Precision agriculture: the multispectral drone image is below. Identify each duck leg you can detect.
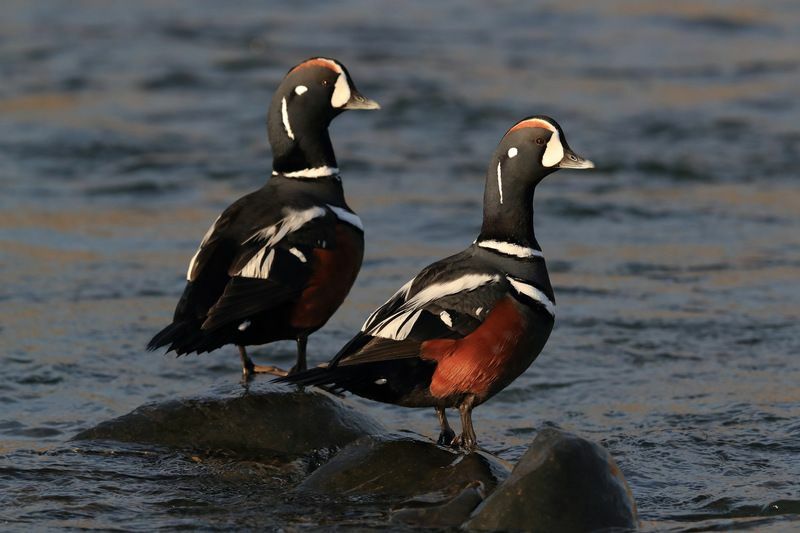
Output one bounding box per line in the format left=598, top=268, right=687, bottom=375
left=239, top=345, right=288, bottom=378
left=452, top=395, right=478, bottom=452
left=290, top=335, right=308, bottom=374
left=436, top=406, right=456, bottom=445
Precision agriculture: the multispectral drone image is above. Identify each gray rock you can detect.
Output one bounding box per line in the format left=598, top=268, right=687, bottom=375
left=465, top=428, right=638, bottom=532
left=297, top=434, right=511, bottom=499
left=72, top=381, right=384, bottom=456
left=391, top=480, right=487, bottom=528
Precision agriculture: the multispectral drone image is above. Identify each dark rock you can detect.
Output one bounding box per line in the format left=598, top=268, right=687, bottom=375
left=297, top=434, right=511, bottom=499
left=72, top=381, right=384, bottom=456
left=465, top=428, right=638, bottom=532
left=391, top=480, right=487, bottom=528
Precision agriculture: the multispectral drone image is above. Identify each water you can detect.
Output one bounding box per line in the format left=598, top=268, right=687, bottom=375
left=2, top=0, right=799, bottom=529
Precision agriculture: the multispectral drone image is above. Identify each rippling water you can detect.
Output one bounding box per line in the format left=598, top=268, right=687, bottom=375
left=2, top=0, right=799, bottom=530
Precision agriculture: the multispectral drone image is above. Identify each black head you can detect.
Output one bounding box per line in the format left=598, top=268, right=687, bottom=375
left=494, top=115, right=593, bottom=185
left=268, top=57, right=379, bottom=174
left=479, top=116, right=594, bottom=245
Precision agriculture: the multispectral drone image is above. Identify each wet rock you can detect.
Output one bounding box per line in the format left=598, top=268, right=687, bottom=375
left=72, top=381, right=384, bottom=456
left=297, top=434, right=510, bottom=499
left=465, top=428, right=638, bottom=532
left=391, top=480, right=487, bottom=528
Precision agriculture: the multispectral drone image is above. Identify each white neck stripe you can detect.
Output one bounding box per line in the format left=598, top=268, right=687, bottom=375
left=496, top=161, right=503, bottom=204
left=281, top=97, right=294, bottom=140
left=477, top=240, right=544, bottom=259
left=272, top=166, right=340, bottom=178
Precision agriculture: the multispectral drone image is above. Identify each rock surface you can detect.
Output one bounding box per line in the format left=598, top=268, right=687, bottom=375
left=465, top=427, right=638, bottom=532
left=297, top=434, right=511, bottom=498
left=72, top=381, right=384, bottom=456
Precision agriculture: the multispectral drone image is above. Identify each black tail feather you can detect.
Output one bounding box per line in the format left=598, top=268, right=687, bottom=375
left=147, top=320, right=202, bottom=355
left=274, top=366, right=339, bottom=387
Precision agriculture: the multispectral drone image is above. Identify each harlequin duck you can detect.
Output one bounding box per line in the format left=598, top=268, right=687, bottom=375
left=278, top=116, right=593, bottom=450
left=148, top=57, right=380, bottom=377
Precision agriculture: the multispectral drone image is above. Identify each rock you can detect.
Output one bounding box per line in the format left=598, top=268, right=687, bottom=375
left=391, top=480, right=487, bottom=528
left=72, top=381, right=384, bottom=456
left=465, top=428, right=638, bottom=532
left=297, top=434, right=511, bottom=499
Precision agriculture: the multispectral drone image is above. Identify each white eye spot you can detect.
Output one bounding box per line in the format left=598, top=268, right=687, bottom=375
left=542, top=130, right=564, bottom=167
left=375, top=378, right=388, bottom=385
left=330, top=73, right=351, bottom=108
left=295, top=85, right=308, bottom=95
left=507, top=147, right=518, bottom=158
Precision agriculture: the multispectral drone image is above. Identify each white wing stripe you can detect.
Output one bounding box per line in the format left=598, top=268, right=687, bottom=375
left=507, top=277, right=556, bottom=316
left=239, top=248, right=275, bottom=279
left=186, top=215, right=221, bottom=281
left=361, top=277, right=415, bottom=331
left=243, top=206, right=326, bottom=247
left=367, top=273, right=500, bottom=340
left=327, top=204, right=363, bottom=231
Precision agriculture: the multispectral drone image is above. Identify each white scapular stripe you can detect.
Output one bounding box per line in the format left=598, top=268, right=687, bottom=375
left=288, top=247, right=307, bottom=263
left=273, top=166, right=340, bottom=178
left=281, top=97, right=294, bottom=140
left=331, top=73, right=351, bottom=108
left=439, top=311, right=453, bottom=327
left=244, top=206, right=326, bottom=247
left=542, top=129, right=564, bottom=167
left=507, top=276, right=556, bottom=316
left=361, top=277, right=415, bottom=331
left=497, top=161, right=503, bottom=204
left=239, top=248, right=275, bottom=279
left=238, top=320, right=251, bottom=331
left=368, top=273, right=501, bottom=340
left=186, top=215, right=221, bottom=281
left=327, top=204, right=364, bottom=230
left=477, top=240, right=544, bottom=259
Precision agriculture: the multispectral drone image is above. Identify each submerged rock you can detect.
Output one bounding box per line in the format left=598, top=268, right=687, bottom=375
left=465, top=428, right=638, bottom=532
left=72, top=381, right=384, bottom=456
left=297, top=434, right=511, bottom=499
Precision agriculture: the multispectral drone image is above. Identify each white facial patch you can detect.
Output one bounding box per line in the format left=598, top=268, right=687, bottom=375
left=281, top=97, right=294, bottom=140
left=507, top=147, right=518, bottom=158
left=541, top=130, right=564, bottom=167
left=294, top=85, right=308, bottom=95
left=330, top=73, right=351, bottom=108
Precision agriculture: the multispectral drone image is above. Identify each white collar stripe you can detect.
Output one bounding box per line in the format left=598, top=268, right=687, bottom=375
left=478, top=240, right=544, bottom=259
left=273, top=166, right=340, bottom=179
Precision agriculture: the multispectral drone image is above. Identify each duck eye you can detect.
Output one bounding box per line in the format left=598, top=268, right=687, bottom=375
left=322, top=79, right=329, bottom=87
left=535, top=138, right=545, bottom=145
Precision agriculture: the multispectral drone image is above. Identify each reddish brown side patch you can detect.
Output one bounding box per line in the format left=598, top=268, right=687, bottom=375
left=289, top=225, right=362, bottom=330
left=420, top=297, right=527, bottom=399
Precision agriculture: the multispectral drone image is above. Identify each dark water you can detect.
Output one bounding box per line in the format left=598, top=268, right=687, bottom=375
left=2, top=0, right=799, bottom=530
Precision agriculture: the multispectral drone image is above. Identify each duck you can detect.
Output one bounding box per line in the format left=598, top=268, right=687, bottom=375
left=278, top=116, right=593, bottom=450
left=147, top=57, right=380, bottom=377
